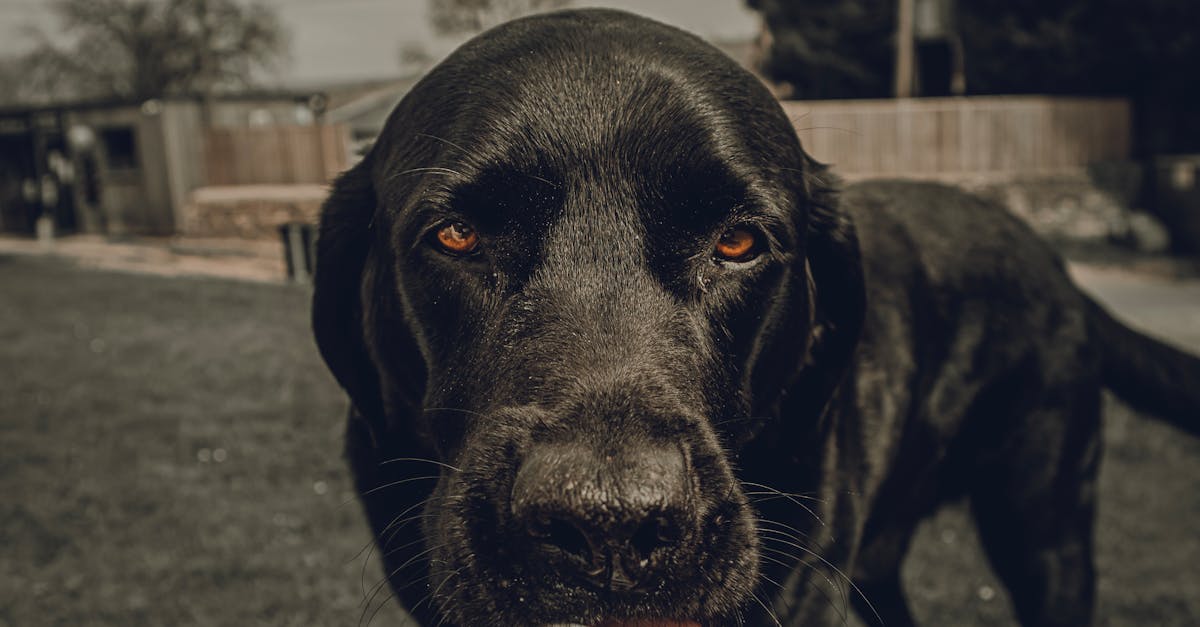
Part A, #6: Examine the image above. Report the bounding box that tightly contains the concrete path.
[0,234,288,283]
[1070,263,1200,351]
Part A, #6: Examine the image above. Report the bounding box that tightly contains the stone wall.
[181,184,326,239]
[965,172,1169,253]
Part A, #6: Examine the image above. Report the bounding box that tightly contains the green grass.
[900,397,1200,627]
[1,255,1196,626]
[0,255,408,627]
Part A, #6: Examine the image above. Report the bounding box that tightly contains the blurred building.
[0,92,330,237]
[324,76,424,156]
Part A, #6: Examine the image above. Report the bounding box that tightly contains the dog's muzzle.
[510,442,698,592]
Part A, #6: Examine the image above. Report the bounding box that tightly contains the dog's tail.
[1090,297,1200,436]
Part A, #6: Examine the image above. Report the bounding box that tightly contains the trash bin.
[1153,155,1200,254]
[278,222,316,283]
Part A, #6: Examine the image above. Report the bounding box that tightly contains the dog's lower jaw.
[426,539,749,627]
[544,614,700,619]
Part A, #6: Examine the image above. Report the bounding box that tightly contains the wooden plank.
[202,124,350,186]
[779,96,1130,181]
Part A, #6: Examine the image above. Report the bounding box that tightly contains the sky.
[0,0,761,86]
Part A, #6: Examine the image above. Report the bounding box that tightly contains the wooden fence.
[203,124,350,186]
[780,96,1131,181]
[201,100,1129,185]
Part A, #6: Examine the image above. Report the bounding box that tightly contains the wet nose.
[510,443,695,590]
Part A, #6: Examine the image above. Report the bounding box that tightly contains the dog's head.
[313,9,864,626]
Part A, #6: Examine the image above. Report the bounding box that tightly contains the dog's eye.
[714,227,760,263]
[432,221,480,255]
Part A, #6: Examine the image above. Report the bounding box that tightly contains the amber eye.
[714,227,759,262]
[433,222,479,255]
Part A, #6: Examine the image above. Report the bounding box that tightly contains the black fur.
[312,9,1200,626]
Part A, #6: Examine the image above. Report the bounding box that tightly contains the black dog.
[312,9,1200,626]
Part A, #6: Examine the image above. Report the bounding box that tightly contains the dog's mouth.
[544,614,700,619]
[427,404,760,627]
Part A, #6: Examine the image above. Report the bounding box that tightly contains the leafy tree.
[20,0,288,102]
[750,0,1200,151]
[429,0,571,37]
[959,0,1199,95]
[958,0,1200,153]
[748,0,895,99]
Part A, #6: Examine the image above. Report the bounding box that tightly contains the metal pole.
[895,0,915,98]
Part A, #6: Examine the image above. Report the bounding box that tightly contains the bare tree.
[397,41,434,73]
[20,0,288,102]
[0,57,46,105]
[429,0,571,36]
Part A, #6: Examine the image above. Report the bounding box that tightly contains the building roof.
[325,76,423,138]
[0,89,329,118]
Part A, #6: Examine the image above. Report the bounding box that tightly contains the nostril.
[630,513,681,560]
[528,514,593,565]
[511,442,695,586]
[526,513,553,539]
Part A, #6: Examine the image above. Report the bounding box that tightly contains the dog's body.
[312,9,1200,626]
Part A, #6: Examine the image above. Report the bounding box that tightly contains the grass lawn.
[0,255,409,627]
[1,254,1197,626]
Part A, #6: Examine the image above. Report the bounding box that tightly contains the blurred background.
[0,1,1197,626]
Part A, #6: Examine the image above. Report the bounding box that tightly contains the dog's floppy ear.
[311,158,387,436]
[790,160,866,428]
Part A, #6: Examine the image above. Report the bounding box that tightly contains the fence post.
[279,222,314,283]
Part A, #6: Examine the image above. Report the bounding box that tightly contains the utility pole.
[895,0,915,97]
[196,0,215,128]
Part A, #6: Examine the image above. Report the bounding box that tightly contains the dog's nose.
[510,443,694,590]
